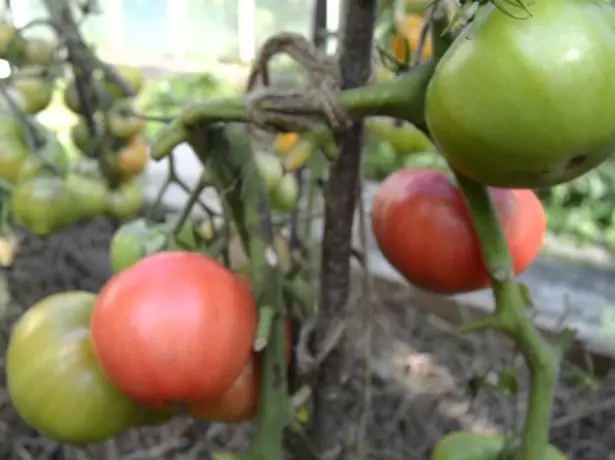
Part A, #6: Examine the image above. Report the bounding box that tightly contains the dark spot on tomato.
[566,154,588,169]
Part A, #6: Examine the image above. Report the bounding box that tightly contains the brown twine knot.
[243,32,351,133]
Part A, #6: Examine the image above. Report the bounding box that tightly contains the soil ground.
[1,218,614,460]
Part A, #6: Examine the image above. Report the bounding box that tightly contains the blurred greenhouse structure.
[6,0,341,66]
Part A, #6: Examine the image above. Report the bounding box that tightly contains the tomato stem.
[453,170,559,460]
[149,64,435,164]
[187,124,292,460]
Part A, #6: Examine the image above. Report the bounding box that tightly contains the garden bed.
[0,218,614,459]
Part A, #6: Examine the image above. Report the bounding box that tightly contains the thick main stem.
[310,0,377,457]
[453,172,558,460]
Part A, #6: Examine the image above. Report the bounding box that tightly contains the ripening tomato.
[192,320,292,423]
[6,292,142,445]
[431,431,566,460]
[371,168,545,294]
[274,133,299,158]
[116,136,149,180]
[90,252,258,410]
[425,0,615,188]
[391,14,431,63]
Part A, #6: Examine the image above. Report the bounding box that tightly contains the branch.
[150,63,433,162]
[453,171,560,460]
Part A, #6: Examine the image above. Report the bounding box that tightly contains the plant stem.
[188,124,291,460]
[453,171,558,460]
[181,63,432,125]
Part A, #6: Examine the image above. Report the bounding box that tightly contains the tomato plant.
[371,168,545,293]
[90,251,258,410]
[11,175,79,236]
[430,431,566,460]
[425,0,615,188]
[6,291,143,445]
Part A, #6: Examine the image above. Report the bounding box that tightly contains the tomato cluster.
[5,251,291,445]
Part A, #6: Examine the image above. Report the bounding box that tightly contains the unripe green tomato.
[6,291,142,444]
[17,135,70,183]
[431,431,566,460]
[64,173,110,220]
[270,173,299,212]
[109,218,167,273]
[425,0,615,188]
[254,152,284,193]
[107,180,143,221]
[11,175,79,236]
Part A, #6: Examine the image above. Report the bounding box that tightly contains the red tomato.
[90,251,258,410]
[192,321,292,423]
[371,168,546,294]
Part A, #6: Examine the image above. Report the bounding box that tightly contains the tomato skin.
[109,218,167,273]
[107,180,143,221]
[255,152,284,193]
[426,0,615,188]
[192,321,292,423]
[117,136,149,179]
[90,252,258,409]
[6,292,142,445]
[270,173,300,213]
[431,431,566,460]
[11,176,79,236]
[106,98,146,140]
[65,173,110,220]
[371,168,545,294]
[274,133,299,158]
[391,14,431,63]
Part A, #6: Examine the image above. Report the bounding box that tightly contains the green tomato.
[17,137,70,183]
[365,117,436,154]
[11,175,79,236]
[0,138,30,183]
[64,173,110,220]
[255,152,284,193]
[6,291,142,445]
[425,0,615,188]
[107,180,143,221]
[12,70,54,115]
[431,432,566,460]
[270,173,299,213]
[109,218,167,273]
